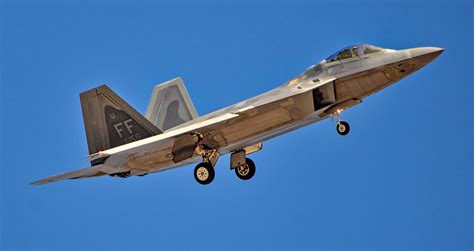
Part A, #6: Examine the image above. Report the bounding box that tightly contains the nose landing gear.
[332,109,350,136]
[336,121,350,136]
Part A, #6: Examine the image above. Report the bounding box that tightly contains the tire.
[235,158,256,180]
[194,162,215,185]
[336,121,350,136]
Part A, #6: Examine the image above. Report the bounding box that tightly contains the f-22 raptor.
[33,44,443,185]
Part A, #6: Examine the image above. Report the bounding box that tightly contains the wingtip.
[30,179,48,185]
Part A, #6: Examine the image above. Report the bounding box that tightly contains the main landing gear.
[231,150,256,181]
[193,143,219,185]
[235,158,256,180]
[193,143,258,185]
[194,162,215,185]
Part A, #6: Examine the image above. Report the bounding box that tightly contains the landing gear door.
[312,81,336,111]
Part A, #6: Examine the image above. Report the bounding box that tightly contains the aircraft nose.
[409,47,444,59]
[408,47,444,66]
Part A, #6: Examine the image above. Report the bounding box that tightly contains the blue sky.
[1,1,472,250]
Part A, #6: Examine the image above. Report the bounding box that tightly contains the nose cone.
[409,47,444,65]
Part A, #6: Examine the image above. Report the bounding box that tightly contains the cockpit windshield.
[324,44,383,63]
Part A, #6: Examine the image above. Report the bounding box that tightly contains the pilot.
[352,47,359,57]
[339,49,352,60]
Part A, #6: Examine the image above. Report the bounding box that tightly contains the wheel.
[235,158,256,180]
[194,162,215,185]
[336,121,350,136]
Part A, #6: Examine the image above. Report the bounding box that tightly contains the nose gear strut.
[331,109,350,136]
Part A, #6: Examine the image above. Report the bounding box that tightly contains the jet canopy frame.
[324,44,383,63]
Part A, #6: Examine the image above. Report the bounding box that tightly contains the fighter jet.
[32,44,443,185]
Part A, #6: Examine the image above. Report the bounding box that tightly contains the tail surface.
[145,77,198,131]
[80,85,162,164]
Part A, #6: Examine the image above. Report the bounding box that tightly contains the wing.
[88,112,239,162]
[31,165,106,185]
[32,112,239,185]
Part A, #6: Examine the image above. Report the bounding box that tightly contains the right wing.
[31,165,106,185]
[32,155,132,185]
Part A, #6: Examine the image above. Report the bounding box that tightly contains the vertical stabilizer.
[80,85,162,164]
[145,77,198,131]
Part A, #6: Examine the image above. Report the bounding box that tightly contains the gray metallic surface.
[80,85,162,156]
[145,77,198,131]
[33,45,444,184]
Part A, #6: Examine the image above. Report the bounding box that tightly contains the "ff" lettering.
[113,119,133,138]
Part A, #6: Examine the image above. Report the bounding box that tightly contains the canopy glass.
[325,44,383,62]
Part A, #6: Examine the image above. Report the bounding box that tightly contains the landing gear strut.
[231,150,256,181]
[193,140,220,185]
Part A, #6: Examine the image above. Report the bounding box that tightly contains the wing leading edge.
[31,165,106,185]
[87,112,239,162]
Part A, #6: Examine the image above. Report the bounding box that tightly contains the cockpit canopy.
[324,44,384,63]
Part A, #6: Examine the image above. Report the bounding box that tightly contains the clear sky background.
[1,1,472,250]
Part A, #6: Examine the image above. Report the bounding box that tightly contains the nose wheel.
[336,121,350,136]
[331,109,350,136]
